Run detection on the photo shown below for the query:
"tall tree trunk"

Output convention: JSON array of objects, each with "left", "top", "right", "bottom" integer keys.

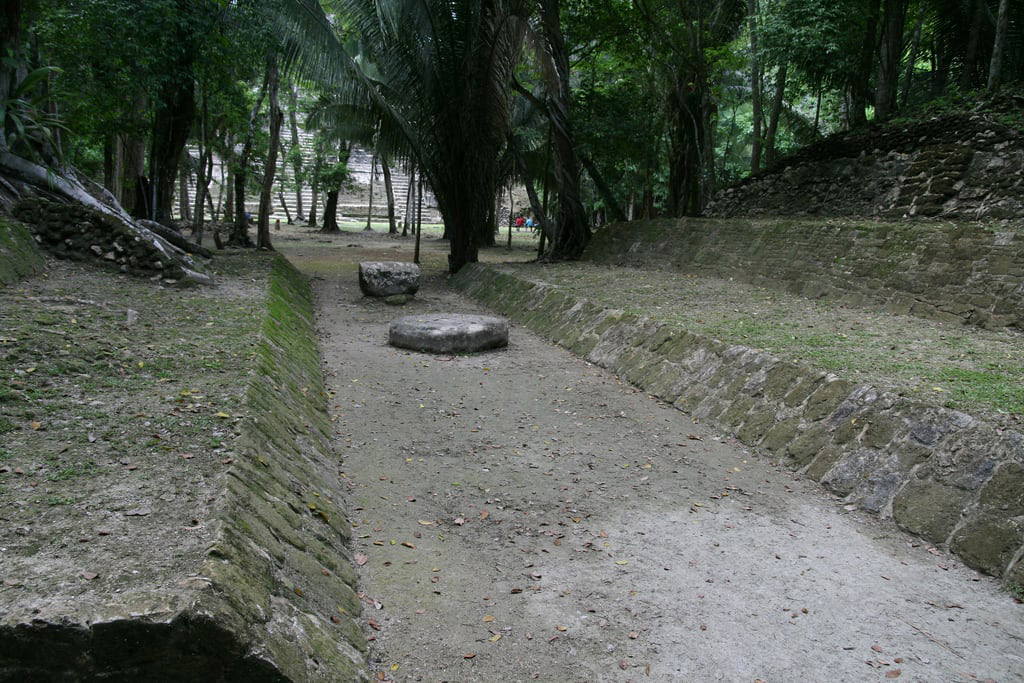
[
  {"left": 900, "top": 9, "right": 925, "bottom": 108},
  {"left": 481, "top": 193, "right": 497, "bottom": 247},
  {"left": 402, "top": 168, "right": 413, "bottom": 237},
  {"left": 747, "top": 0, "right": 763, "bottom": 173},
  {"left": 277, "top": 178, "right": 292, "bottom": 223},
  {"left": 257, "top": 56, "right": 281, "bottom": 251},
  {"left": 988, "top": 0, "right": 1011, "bottom": 91},
  {"left": 192, "top": 86, "right": 211, "bottom": 245},
  {"left": 0, "top": 0, "right": 23, "bottom": 149},
  {"left": 364, "top": 154, "right": 376, "bottom": 231},
  {"left": 765, "top": 64, "right": 788, "bottom": 166},
  {"left": 276, "top": 139, "right": 293, "bottom": 223},
  {"left": 413, "top": 173, "right": 422, "bottom": 265},
  {"left": 962, "top": 0, "right": 986, "bottom": 89},
  {"left": 538, "top": 147, "right": 552, "bottom": 258},
  {"left": 539, "top": 0, "right": 589, "bottom": 261},
  {"left": 224, "top": 168, "right": 234, "bottom": 222},
  {"left": 151, "top": 74, "right": 195, "bottom": 224},
  {"left": 413, "top": 171, "right": 421, "bottom": 237},
  {"left": 666, "top": 73, "right": 709, "bottom": 217},
  {"left": 287, "top": 84, "right": 305, "bottom": 220},
  {"left": 178, "top": 151, "right": 192, "bottom": 222},
  {"left": 813, "top": 87, "right": 822, "bottom": 133},
  {"left": 850, "top": 0, "right": 882, "bottom": 127},
  {"left": 506, "top": 183, "right": 514, "bottom": 249},
  {"left": 103, "top": 134, "right": 124, "bottom": 199},
  {"left": 382, "top": 154, "right": 397, "bottom": 234},
  {"left": 874, "top": 0, "right": 909, "bottom": 121},
  {"left": 580, "top": 154, "right": 626, "bottom": 222},
  {"left": 320, "top": 189, "right": 340, "bottom": 233},
  {"left": 230, "top": 64, "right": 270, "bottom": 246}
]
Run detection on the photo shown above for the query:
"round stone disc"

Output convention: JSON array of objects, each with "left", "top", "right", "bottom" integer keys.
[{"left": 389, "top": 314, "right": 509, "bottom": 354}]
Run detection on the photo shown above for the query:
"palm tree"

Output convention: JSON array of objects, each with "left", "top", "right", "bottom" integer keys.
[{"left": 279, "top": 0, "right": 528, "bottom": 273}]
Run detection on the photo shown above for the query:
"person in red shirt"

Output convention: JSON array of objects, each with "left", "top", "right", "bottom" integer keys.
[{"left": 515, "top": 215, "right": 525, "bottom": 228}]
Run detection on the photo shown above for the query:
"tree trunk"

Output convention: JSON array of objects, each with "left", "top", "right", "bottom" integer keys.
[
  {"left": 900, "top": 10, "right": 925, "bottom": 108},
  {"left": 747, "top": 0, "right": 763, "bottom": 174},
  {"left": 666, "top": 73, "right": 709, "bottom": 217},
  {"left": 223, "top": 168, "right": 234, "bottom": 222},
  {"left": 0, "top": 0, "right": 23, "bottom": 148},
  {"left": 413, "top": 173, "right": 422, "bottom": 265},
  {"left": 257, "top": 55, "right": 281, "bottom": 251},
  {"left": 506, "top": 183, "right": 514, "bottom": 249},
  {"left": 402, "top": 168, "right": 413, "bottom": 237},
  {"left": 580, "top": 154, "right": 627, "bottom": 222},
  {"left": 277, "top": 179, "right": 292, "bottom": 223},
  {"left": 539, "top": 0, "right": 589, "bottom": 261},
  {"left": 230, "top": 64, "right": 270, "bottom": 246},
  {"left": 151, "top": 74, "right": 195, "bottom": 224},
  {"left": 320, "top": 189, "right": 341, "bottom": 233},
  {"left": 287, "top": 84, "right": 305, "bottom": 220},
  {"left": 988, "top": 0, "right": 1011, "bottom": 91},
  {"left": 364, "top": 154, "right": 376, "bottom": 231},
  {"left": 178, "top": 152, "right": 191, "bottom": 222},
  {"left": 765, "top": 64, "right": 788, "bottom": 166},
  {"left": 962, "top": 0, "right": 986, "bottom": 89},
  {"left": 874, "top": 0, "right": 909, "bottom": 121},
  {"left": 192, "top": 87, "right": 211, "bottom": 245},
  {"left": 850, "top": 0, "right": 882, "bottom": 127},
  {"left": 382, "top": 154, "right": 397, "bottom": 234},
  {"left": 276, "top": 138, "right": 293, "bottom": 224},
  {"left": 481, "top": 195, "right": 496, "bottom": 247}
]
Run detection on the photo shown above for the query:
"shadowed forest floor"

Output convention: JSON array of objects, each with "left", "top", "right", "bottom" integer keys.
[{"left": 278, "top": 228, "right": 1024, "bottom": 682}]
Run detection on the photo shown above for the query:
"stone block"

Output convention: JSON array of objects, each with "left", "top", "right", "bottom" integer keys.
[
  {"left": 804, "top": 379, "right": 854, "bottom": 421},
  {"left": 736, "top": 407, "right": 777, "bottom": 444},
  {"left": 950, "top": 516, "right": 1023, "bottom": 576},
  {"left": 761, "top": 418, "right": 801, "bottom": 452},
  {"left": 359, "top": 261, "right": 421, "bottom": 297},
  {"left": 787, "top": 426, "right": 829, "bottom": 468},
  {"left": 389, "top": 314, "right": 509, "bottom": 354},
  {"left": 892, "top": 479, "right": 968, "bottom": 544},
  {"left": 979, "top": 462, "right": 1024, "bottom": 514}
]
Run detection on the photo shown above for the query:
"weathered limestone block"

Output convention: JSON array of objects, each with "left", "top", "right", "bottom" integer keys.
[
  {"left": 389, "top": 313, "right": 509, "bottom": 354},
  {"left": 359, "top": 261, "right": 421, "bottom": 297},
  {"left": 892, "top": 479, "right": 969, "bottom": 544},
  {"left": 950, "top": 516, "right": 1023, "bottom": 576}
]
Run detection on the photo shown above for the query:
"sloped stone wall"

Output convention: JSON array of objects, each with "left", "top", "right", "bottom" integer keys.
[
  {"left": 585, "top": 218, "right": 1024, "bottom": 330},
  {"left": 705, "top": 114, "right": 1023, "bottom": 220},
  {"left": 0, "top": 217, "right": 44, "bottom": 285},
  {"left": 451, "top": 264, "right": 1024, "bottom": 585},
  {"left": 0, "top": 257, "right": 367, "bottom": 681}
]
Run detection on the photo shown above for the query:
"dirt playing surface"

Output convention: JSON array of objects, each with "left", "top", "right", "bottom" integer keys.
[{"left": 282, "top": 233, "right": 1024, "bottom": 682}]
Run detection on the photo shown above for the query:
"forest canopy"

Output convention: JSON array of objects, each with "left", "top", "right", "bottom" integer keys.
[{"left": 1, "top": 0, "right": 1021, "bottom": 271}]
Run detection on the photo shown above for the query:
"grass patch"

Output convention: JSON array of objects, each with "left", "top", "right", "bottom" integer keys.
[{"left": 502, "top": 260, "right": 1024, "bottom": 429}]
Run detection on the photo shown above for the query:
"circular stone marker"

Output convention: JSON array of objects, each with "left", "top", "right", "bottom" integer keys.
[{"left": 389, "top": 314, "right": 509, "bottom": 354}]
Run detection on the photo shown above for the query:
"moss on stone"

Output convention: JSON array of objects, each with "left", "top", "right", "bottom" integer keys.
[
  {"left": 0, "top": 218, "right": 45, "bottom": 285},
  {"left": 892, "top": 479, "right": 969, "bottom": 544}
]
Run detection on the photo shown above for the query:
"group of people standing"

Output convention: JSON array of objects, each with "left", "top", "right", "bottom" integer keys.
[{"left": 513, "top": 214, "right": 537, "bottom": 229}]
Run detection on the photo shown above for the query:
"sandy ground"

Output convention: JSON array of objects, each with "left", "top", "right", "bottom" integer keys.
[{"left": 283, "top": 235, "right": 1023, "bottom": 683}]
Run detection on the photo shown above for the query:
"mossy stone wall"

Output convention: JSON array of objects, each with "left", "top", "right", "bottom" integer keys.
[
  {"left": 585, "top": 218, "right": 1024, "bottom": 330},
  {"left": 452, "top": 264, "right": 1024, "bottom": 585},
  {"left": 0, "top": 256, "right": 368, "bottom": 681},
  {"left": 0, "top": 218, "right": 44, "bottom": 285}
]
